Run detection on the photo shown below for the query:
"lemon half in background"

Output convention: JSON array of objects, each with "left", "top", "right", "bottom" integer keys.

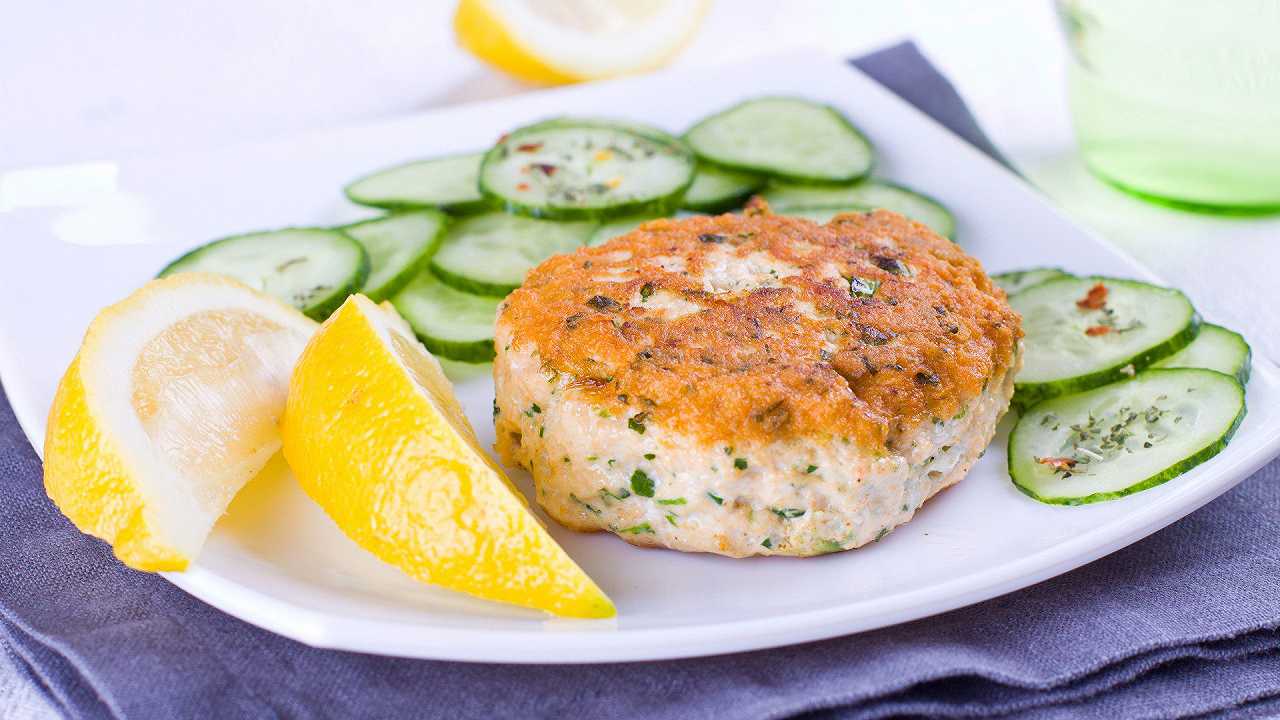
[{"left": 455, "top": 0, "right": 711, "bottom": 85}]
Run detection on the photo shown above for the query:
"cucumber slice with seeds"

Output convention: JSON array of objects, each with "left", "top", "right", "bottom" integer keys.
[
  {"left": 993, "top": 267, "right": 1072, "bottom": 296},
  {"left": 762, "top": 179, "right": 955, "bottom": 238},
  {"left": 158, "top": 228, "right": 368, "bottom": 320},
  {"left": 1009, "top": 369, "right": 1245, "bottom": 505},
  {"left": 588, "top": 213, "right": 669, "bottom": 247},
  {"left": 680, "top": 164, "right": 764, "bottom": 213},
  {"left": 344, "top": 153, "right": 489, "bottom": 214},
  {"left": 430, "top": 212, "right": 594, "bottom": 296},
  {"left": 1011, "top": 276, "right": 1199, "bottom": 409},
  {"left": 1154, "top": 323, "right": 1251, "bottom": 385},
  {"left": 390, "top": 270, "right": 500, "bottom": 363},
  {"left": 479, "top": 120, "right": 695, "bottom": 220},
  {"left": 684, "top": 97, "right": 874, "bottom": 183},
  {"left": 340, "top": 210, "right": 447, "bottom": 302}
]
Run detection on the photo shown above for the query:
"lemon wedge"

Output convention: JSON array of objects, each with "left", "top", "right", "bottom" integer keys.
[
  {"left": 454, "top": 0, "right": 710, "bottom": 85},
  {"left": 281, "top": 295, "right": 614, "bottom": 618},
  {"left": 43, "top": 273, "right": 316, "bottom": 571}
]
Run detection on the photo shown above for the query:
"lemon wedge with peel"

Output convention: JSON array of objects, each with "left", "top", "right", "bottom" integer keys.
[
  {"left": 43, "top": 273, "right": 316, "bottom": 571},
  {"left": 281, "top": 295, "right": 614, "bottom": 618},
  {"left": 454, "top": 0, "right": 710, "bottom": 85}
]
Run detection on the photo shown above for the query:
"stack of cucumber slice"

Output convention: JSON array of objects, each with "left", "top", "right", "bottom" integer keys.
[
  {"left": 156, "top": 97, "right": 955, "bottom": 363},
  {"left": 997, "top": 268, "right": 1250, "bottom": 506}
]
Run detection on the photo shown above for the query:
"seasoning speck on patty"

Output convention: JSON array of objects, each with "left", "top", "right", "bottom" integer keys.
[{"left": 493, "top": 205, "right": 1021, "bottom": 557}]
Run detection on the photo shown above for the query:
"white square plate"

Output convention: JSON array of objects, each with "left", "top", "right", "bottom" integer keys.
[{"left": 3, "top": 52, "right": 1279, "bottom": 663}]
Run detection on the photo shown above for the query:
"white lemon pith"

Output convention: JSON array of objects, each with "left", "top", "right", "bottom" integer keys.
[
  {"left": 454, "top": 0, "right": 710, "bottom": 84},
  {"left": 43, "top": 273, "right": 316, "bottom": 571},
  {"left": 281, "top": 295, "right": 615, "bottom": 618}
]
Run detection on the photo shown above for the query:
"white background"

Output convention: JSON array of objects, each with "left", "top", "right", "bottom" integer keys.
[
  {"left": 2, "top": 1, "right": 1278, "bottom": 715},
  {"left": 4, "top": 1, "right": 1278, "bottom": 364}
]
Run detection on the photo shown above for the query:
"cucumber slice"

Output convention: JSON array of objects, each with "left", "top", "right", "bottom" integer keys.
[
  {"left": 390, "top": 270, "right": 500, "bottom": 363},
  {"left": 344, "top": 153, "right": 489, "bottom": 214},
  {"left": 1155, "top": 323, "right": 1252, "bottom": 385},
  {"left": 479, "top": 120, "right": 695, "bottom": 220},
  {"left": 340, "top": 210, "right": 447, "bottom": 302},
  {"left": 586, "top": 208, "right": 709, "bottom": 246},
  {"left": 684, "top": 97, "right": 874, "bottom": 183},
  {"left": 1009, "top": 369, "right": 1245, "bottom": 505},
  {"left": 680, "top": 164, "right": 764, "bottom": 213},
  {"left": 775, "top": 205, "right": 868, "bottom": 224},
  {"left": 588, "top": 213, "right": 668, "bottom": 247},
  {"left": 522, "top": 116, "right": 687, "bottom": 149},
  {"left": 158, "top": 228, "right": 368, "bottom": 320},
  {"left": 992, "top": 267, "right": 1072, "bottom": 296},
  {"left": 1011, "top": 276, "right": 1200, "bottom": 409},
  {"left": 429, "top": 212, "right": 594, "bottom": 296},
  {"left": 761, "top": 179, "right": 955, "bottom": 238}
]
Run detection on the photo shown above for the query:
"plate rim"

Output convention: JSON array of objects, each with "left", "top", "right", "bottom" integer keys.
[
  {"left": 5, "top": 49, "right": 1280, "bottom": 663},
  {"left": 166, "top": 410, "right": 1280, "bottom": 664}
]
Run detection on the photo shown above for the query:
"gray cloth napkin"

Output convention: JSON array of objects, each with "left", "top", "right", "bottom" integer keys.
[{"left": 3, "top": 42, "right": 1279, "bottom": 720}]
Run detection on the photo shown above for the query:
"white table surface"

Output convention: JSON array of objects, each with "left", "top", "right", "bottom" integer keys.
[{"left": 3, "top": 1, "right": 1278, "bottom": 715}]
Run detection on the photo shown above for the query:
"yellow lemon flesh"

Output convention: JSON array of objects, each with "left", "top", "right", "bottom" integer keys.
[
  {"left": 43, "top": 273, "right": 316, "bottom": 571},
  {"left": 454, "top": 0, "right": 710, "bottom": 85},
  {"left": 281, "top": 295, "right": 614, "bottom": 619}
]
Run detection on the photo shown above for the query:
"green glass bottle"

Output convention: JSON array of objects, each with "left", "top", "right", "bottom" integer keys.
[{"left": 1058, "top": 1, "right": 1280, "bottom": 212}]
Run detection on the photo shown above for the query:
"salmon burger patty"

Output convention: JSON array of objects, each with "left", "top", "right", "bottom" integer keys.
[{"left": 493, "top": 205, "right": 1022, "bottom": 557}]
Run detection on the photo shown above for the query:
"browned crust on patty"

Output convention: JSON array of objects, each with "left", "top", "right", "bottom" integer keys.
[{"left": 496, "top": 207, "right": 1022, "bottom": 450}]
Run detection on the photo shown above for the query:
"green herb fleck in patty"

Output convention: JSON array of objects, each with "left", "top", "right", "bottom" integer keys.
[
  {"left": 630, "top": 469, "right": 655, "bottom": 497},
  {"left": 628, "top": 413, "right": 648, "bottom": 434},
  {"left": 569, "top": 493, "right": 601, "bottom": 515}
]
